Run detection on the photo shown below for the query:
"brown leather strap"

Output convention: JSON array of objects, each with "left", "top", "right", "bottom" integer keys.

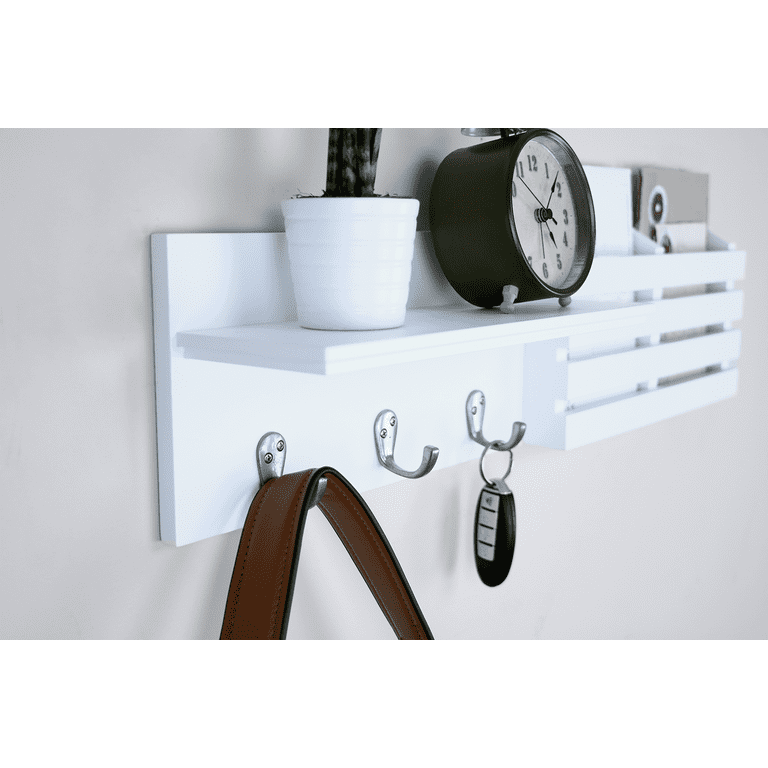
[{"left": 220, "top": 467, "right": 433, "bottom": 640}]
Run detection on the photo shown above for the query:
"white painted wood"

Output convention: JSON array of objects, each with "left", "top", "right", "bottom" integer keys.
[
  {"left": 567, "top": 330, "right": 741, "bottom": 404},
  {"left": 633, "top": 228, "right": 665, "bottom": 255},
  {"left": 648, "top": 291, "right": 743, "bottom": 335},
  {"left": 561, "top": 369, "right": 739, "bottom": 450},
  {"left": 583, "top": 165, "right": 633, "bottom": 256},
  {"left": 151, "top": 225, "right": 745, "bottom": 544},
  {"left": 522, "top": 227, "right": 745, "bottom": 450},
  {"left": 707, "top": 230, "right": 736, "bottom": 251},
  {"left": 178, "top": 301, "right": 653, "bottom": 375},
  {"left": 523, "top": 333, "right": 739, "bottom": 451},
  {"left": 580, "top": 249, "right": 746, "bottom": 296},
  {"left": 151, "top": 232, "right": 649, "bottom": 545}
]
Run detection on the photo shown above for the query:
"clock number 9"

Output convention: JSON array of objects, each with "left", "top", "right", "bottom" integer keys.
[{"left": 511, "top": 180, "right": 517, "bottom": 198}]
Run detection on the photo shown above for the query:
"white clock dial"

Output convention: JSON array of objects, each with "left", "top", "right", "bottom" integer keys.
[{"left": 509, "top": 139, "right": 577, "bottom": 290}]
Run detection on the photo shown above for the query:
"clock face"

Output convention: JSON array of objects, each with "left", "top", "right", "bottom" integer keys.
[{"left": 509, "top": 137, "right": 580, "bottom": 290}]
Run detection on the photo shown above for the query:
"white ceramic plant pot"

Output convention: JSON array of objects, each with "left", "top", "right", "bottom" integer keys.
[{"left": 281, "top": 197, "right": 420, "bottom": 331}]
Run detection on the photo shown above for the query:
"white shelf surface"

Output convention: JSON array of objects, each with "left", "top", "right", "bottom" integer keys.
[{"left": 177, "top": 300, "right": 654, "bottom": 375}]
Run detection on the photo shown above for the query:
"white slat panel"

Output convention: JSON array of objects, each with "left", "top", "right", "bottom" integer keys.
[
  {"left": 523, "top": 229, "right": 744, "bottom": 451},
  {"left": 567, "top": 330, "right": 741, "bottom": 403},
  {"left": 650, "top": 291, "right": 743, "bottom": 335},
  {"left": 579, "top": 251, "right": 746, "bottom": 296},
  {"left": 562, "top": 369, "right": 739, "bottom": 450}
]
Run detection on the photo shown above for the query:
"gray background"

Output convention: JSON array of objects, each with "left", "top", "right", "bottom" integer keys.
[{"left": 2, "top": 128, "right": 766, "bottom": 639}]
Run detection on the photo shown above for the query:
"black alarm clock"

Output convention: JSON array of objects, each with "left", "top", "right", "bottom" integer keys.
[{"left": 429, "top": 128, "right": 596, "bottom": 309}]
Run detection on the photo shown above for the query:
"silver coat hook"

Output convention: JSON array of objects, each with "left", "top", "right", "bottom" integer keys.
[
  {"left": 374, "top": 410, "right": 439, "bottom": 479},
  {"left": 466, "top": 390, "right": 526, "bottom": 451},
  {"left": 256, "top": 432, "right": 326, "bottom": 508}
]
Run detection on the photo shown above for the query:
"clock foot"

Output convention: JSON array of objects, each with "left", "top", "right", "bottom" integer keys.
[
  {"left": 558, "top": 296, "right": 572, "bottom": 308},
  {"left": 498, "top": 285, "right": 519, "bottom": 314}
]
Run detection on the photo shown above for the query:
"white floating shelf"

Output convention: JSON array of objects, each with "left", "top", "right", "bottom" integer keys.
[
  {"left": 151, "top": 223, "right": 745, "bottom": 545},
  {"left": 178, "top": 300, "right": 654, "bottom": 375}
]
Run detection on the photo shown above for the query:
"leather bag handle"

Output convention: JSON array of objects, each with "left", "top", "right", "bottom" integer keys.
[{"left": 220, "top": 467, "right": 433, "bottom": 640}]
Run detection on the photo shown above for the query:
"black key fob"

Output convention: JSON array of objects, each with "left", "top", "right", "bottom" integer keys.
[{"left": 474, "top": 480, "right": 516, "bottom": 587}]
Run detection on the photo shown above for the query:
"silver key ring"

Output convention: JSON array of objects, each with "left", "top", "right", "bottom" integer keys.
[{"left": 479, "top": 440, "right": 514, "bottom": 487}]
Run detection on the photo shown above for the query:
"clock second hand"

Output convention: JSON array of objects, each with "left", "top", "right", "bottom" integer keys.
[{"left": 518, "top": 175, "right": 545, "bottom": 208}]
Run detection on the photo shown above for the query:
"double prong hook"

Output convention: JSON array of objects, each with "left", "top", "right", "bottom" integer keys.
[
  {"left": 374, "top": 410, "right": 439, "bottom": 479},
  {"left": 466, "top": 390, "right": 526, "bottom": 451},
  {"left": 256, "top": 432, "right": 326, "bottom": 508}
]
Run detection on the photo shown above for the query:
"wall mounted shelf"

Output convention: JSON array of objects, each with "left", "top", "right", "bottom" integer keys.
[{"left": 150, "top": 167, "right": 744, "bottom": 546}]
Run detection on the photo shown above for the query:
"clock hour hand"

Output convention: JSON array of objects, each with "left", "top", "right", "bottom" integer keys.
[{"left": 546, "top": 172, "right": 559, "bottom": 208}]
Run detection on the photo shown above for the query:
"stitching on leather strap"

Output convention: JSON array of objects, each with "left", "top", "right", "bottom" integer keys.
[
  {"left": 321, "top": 474, "right": 426, "bottom": 639},
  {"left": 223, "top": 485, "right": 272, "bottom": 639},
  {"left": 318, "top": 504, "right": 401, "bottom": 634},
  {"left": 267, "top": 472, "right": 313, "bottom": 638}
]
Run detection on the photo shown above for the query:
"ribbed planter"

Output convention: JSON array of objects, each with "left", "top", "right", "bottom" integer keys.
[{"left": 281, "top": 197, "right": 420, "bottom": 331}]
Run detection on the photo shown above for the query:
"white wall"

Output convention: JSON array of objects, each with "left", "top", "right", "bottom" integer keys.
[{"left": 1, "top": 128, "right": 766, "bottom": 639}]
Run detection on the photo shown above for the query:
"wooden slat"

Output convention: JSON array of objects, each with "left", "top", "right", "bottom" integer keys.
[
  {"left": 579, "top": 251, "right": 745, "bottom": 296},
  {"left": 650, "top": 291, "right": 742, "bottom": 335},
  {"left": 561, "top": 369, "right": 739, "bottom": 450},
  {"left": 567, "top": 330, "right": 741, "bottom": 403}
]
